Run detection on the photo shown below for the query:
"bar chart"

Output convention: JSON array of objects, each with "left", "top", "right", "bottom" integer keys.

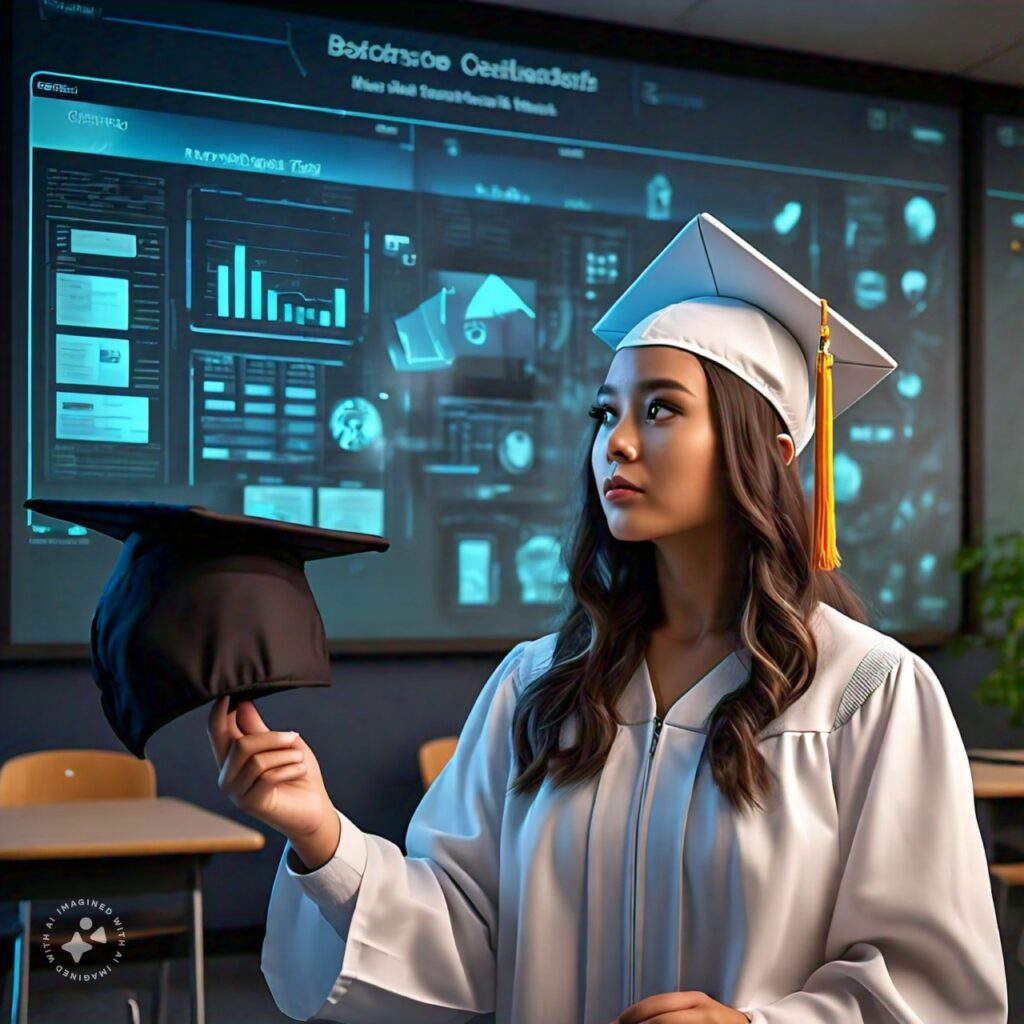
[{"left": 189, "top": 186, "right": 361, "bottom": 341}]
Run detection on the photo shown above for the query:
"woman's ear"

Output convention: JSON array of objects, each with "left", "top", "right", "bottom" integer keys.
[{"left": 777, "top": 433, "right": 795, "bottom": 466}]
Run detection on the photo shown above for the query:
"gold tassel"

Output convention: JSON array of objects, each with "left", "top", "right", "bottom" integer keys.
[{"left": 813, "top": 298, "right": 841, "bottom": 572}]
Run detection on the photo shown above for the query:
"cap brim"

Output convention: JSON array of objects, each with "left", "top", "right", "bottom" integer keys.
[
  {"left": 592, "top": 211, "right": 898, "bottom": 424},
  {"left": 23, "top": 499, "right": 390, "bottom": 561}
]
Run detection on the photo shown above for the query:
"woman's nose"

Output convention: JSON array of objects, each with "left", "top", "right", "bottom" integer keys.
[{"left": 607, "top": 433, "right": 638, "bottom": 463}]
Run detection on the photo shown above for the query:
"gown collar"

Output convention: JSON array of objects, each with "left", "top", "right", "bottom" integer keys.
[{"left": 617, "top": 645, "right": 753, "bottom": 730}]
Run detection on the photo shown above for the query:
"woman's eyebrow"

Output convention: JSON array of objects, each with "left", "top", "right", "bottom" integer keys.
[{"left": 595, "top": 377, "right": 696, "bottom": 400}]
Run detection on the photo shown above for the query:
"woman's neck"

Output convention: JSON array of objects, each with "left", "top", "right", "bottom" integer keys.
[{"left": 650, "top": 519, "right": 746, "bottom": 646}]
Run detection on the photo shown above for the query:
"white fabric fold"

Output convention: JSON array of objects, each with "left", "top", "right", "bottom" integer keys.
[
  {"left": 737, "top": 648, "right": 1007, "bottom": 1022},
  {"left": 282, "top": 807, "right": 367, "bottom": 940}
]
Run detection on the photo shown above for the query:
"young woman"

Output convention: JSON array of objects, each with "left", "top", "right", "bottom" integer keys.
[{"left": 211, "top": 214, "right": 1008, "bottom": 1024}]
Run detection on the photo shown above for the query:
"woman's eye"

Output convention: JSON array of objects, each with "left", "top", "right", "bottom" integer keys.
[{"left": 587, "top": 400, "right": 675, "bottom": 425}]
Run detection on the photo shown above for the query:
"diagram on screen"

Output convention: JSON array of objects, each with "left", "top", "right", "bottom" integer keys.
[
  {"left": 187, "top": 187, "right": 363, "bottom": 343},
  {"left": 389, "top": 270, "right": 537, "bottom": 371}
]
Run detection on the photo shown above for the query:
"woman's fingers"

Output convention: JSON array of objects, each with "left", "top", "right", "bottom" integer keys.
[
  {"left": 235, "top": 699, "right": 271, "bottom": 735},
  {"left": 218, "top": 730, "right": 300, "bottom": 792},
  {"left": 231, "top": 746, "right": 306, "bottom": 801},
  {"left": 207, "top": 696, "right": 243, "bottom": 769},
  {"left": 237, "top": 759, "right": 308, "bottom": 803},
  {"left": 233, "top": 745, "right": 305, "bottom": 798}
]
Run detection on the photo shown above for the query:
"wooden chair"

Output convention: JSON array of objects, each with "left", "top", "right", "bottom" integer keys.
[
  {"left": 0, "top": 748, "right": 156, "bottom": 805},
  {"left": 989, "top": 862, "right": 1024, "bottom": 965},
  {"left": 0, "top": 750, "right": 187, "bottom": 1024},
  {"left": 418, "top": 737, "right": 458, "bottom": 791}
]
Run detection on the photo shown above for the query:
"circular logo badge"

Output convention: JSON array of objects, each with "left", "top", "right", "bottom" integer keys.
[{"left": 42, "top": 898, "right": 128, "bottom": 981}]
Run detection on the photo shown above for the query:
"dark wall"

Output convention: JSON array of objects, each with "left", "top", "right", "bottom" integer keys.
[{"left": 0, "top": 639, "right": 1019, "bottom": 932}]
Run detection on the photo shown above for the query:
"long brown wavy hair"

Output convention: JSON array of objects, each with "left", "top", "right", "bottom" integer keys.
[{"left": 509, "top": 353, "right": 870, "bottom": 814}]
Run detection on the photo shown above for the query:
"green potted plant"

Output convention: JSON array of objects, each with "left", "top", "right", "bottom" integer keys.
[{"left": 951, "top": 530, "right": 1024, "bottom": 726}]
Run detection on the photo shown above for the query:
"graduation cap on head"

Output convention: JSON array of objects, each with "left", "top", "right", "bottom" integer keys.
[
  {"left": 23, "top": 499, "right": 391, "bottom": 758},
  {"left": 592, "top": 211, "right": 898, "bottom": 572}
]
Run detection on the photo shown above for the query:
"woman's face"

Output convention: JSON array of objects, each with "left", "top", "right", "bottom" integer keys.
[{"left": 589, "top": 345, "right": 729, "bottom": 543}]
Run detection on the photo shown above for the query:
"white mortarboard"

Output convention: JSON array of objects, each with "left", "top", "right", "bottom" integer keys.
[{"left": 592, "top": 211, "right": 898, "bottom": 571}]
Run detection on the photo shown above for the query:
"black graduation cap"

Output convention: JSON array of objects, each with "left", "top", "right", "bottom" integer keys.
[{"left": 23, "top": 498, "right": 391, "bottom": 758}]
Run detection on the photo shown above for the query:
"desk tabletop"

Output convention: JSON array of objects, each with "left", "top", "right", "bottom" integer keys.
[
  {"left": 0, "top": 796, "right": 265, "bottom": 860},
  {"left": 969, "top": 748, "right": 1024, "bottom": 765},
  {"left": 969, "top": 750, "right": 1024, "bottom": 798}
]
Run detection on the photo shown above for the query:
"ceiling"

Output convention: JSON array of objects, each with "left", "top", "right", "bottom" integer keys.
[{"left": 468, "top": 0, "right": 1024, "bottom": 88}]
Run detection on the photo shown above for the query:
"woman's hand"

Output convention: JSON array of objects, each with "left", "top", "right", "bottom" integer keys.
[
  {"left": 610, "top": 991, "right": 751, "bottom": 1023},
  {"left": 208, "top": 696, "right": 332, "bottom": 840}
]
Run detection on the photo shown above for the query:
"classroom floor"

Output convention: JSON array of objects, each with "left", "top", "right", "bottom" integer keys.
[{"left": 3, "top": 936, "right": 1024, "bottom": 1023}]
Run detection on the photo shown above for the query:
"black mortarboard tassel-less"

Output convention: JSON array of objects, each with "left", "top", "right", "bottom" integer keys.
[{"left": 23, "top": 499, "right": 390, "bottom": 758}]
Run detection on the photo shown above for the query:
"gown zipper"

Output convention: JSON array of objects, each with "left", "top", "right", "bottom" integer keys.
[{"left": 629, "top": 713, "right": 663, "bottom": 1006}]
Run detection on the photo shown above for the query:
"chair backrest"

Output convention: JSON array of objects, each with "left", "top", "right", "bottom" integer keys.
[
  {"left": 418, "top": 737, "right": 458, "bottom": 791},
  {"left": 0, "top": 749, "right": 157, "bottom": 806}
]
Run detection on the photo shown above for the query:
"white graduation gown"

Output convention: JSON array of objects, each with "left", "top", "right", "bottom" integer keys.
[{"left": 260, "top": 600, "right": 1008, "bottom": 1023}]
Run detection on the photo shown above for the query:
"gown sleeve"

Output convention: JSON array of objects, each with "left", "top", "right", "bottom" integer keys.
[
  {"left": 737, "top": 648, "right": 1008, "bottom": 1024},
  {"left": 260, "top": 639, "right": 531, "bottom": 1023}
]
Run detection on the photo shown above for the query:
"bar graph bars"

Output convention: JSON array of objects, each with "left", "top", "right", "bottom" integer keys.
[
  {"left": 213, "top": 243, "right": 348, "bottom": 328},
  {"left": 217, "top": 265, "right": 229, "bottom": 317},
  {"left": 234, "top": 243, "right": 245, "bottom": 318},
  {"left": 191, "top": 188, "right": 361, "bottom": 341}
]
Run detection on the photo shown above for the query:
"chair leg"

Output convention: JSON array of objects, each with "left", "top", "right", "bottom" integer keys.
[
  {"left": 189, "top": 863, "right": 205, "bottom": 1024},
  {"left": 154, "top": 956, "right": 170, "bottom": 1024},
  {"left": 11, "top": 901, "right": 30, "bottom": 1024},
  {"left": 994, "top": 874, "right": 1009, "bottom": 934}
]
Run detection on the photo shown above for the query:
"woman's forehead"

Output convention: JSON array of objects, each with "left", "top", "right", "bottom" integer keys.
[{"left": 602, "top": 346, "right": 706, "bottom": 395}]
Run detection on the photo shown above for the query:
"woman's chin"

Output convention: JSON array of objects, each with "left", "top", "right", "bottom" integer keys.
[{"left": 606, "top": 518, "right": 655, "bottom": 543}]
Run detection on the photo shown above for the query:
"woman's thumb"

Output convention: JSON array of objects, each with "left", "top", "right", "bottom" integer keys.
[{"left": 235, "top": 699, "right": 270, "bottom": 735}]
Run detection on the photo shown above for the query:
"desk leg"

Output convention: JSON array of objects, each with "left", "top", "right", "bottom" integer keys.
[
  {"left": 189, "top": 863, "right": 205, "bottom": 1024},
  {"left": 976, "top": 798, "right": 995, "bottom": 862},
  {"left": 11, "top": 901, "right": 29, "bottom": 1024}
]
